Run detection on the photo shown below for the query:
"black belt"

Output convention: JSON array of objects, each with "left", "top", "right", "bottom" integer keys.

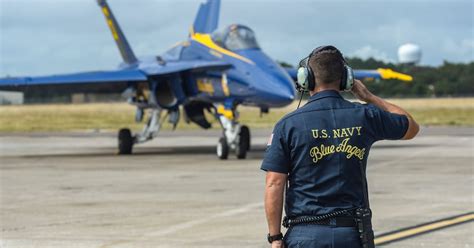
[{"left": 283, "top": 216, "right": 357, "bottom": 228}]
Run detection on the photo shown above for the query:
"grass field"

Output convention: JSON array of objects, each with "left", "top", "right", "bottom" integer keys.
[{"left": 0, "top": 98, "right": 473, "bottom": 132}]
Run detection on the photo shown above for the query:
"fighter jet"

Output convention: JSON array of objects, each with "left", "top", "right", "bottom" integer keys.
[{"left": 0, "top": 0, "right": 412, "bottom": 159}]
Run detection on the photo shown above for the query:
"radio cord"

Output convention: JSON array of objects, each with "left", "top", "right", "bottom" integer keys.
[{"left": 296, "top": 91, "right": 304, "bottom": 109}]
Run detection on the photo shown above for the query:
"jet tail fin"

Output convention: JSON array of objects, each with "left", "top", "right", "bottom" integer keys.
[
  {"left": 97, "top": 0, "right": 138, "bottom": 64},
  {"left": 191, "top": 0, "right": 220, "bottom": 34}
]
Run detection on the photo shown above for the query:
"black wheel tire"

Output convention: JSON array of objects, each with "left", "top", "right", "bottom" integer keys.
[
  {"left": 236, "top": 126, "right": 249, "bottom": 159},
  {"left": 240, "top": 125, "right": 251, "bottom": 151},
  {"left": 216, "top": 137, "right": 229, "bottom": 160},
  {"left": 118, "top": 128, "right": 133, "bottom": 155},
  {"left": 217, "top": 137, "right": 229, "bottom": 160},
  {"left": 235, "top": 143, "right": 247, "bottom": 159}
]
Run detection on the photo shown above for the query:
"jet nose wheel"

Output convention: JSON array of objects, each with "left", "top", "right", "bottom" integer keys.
[
  {"left": 241, "top": 125, "right": 251, "bottom": 151},
  {"left": 217, "top": 137, "right": 229, "bottom": 160},
  {"left": 118, "top": 128, "right": 134, "bottom": 154}
]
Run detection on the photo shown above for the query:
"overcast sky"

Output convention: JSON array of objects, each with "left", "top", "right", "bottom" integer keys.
[{"left": 0, "top": 0, "right": 472, "bottom": 76}]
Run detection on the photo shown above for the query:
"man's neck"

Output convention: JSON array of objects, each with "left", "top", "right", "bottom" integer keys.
[{"left": 309, "top": 85, "right": 340, "bottom": 96}]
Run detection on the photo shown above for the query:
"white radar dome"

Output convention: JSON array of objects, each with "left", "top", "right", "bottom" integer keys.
[{"left": 398, "top": 43, "right": 422, "bottom": 64}]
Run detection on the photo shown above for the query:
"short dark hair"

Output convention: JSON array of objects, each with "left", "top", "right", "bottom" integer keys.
[{"left": 308, "top": 49, "right": 344, "bottom": 85}]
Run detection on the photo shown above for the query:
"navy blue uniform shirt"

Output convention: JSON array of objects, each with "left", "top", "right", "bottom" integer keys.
[{"left": 261, "top": 90, "right": 409, "bottom": 217}]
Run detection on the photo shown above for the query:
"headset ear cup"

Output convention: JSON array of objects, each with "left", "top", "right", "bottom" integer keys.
[
  {"left": 296, "top": 67, "right": 309, "bottom": 92},
  {"left": 340, "top": 65, "right": 348, "bottom": 91},
  {"left": 345, "top": 66, "right": 354, "bottom": 91},
  {"left": 307, "top": 67, "right": 315, "bottom": 91},
  {"left": 341, "top": 64, "right": 355, "bottom": 91}
]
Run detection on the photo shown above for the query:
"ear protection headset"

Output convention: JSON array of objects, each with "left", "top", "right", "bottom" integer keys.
[{"left": 296, "top": 45, "right": 354, "bottom": 92}]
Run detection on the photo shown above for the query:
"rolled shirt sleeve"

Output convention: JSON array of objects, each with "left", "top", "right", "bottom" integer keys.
[
  {"left": 260, "top": 125, "right": 291, "bottom": 174},
  {"left": 366, "top": 104, "right": 409, "bottom": 141}
]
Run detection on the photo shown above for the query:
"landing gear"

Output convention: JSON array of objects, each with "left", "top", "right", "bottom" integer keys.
[
  {"left": 117, "top": 108, "right": 163, "bottom": 155},
  {"left": 215, "top": 105, "right": 252, "bottom": 160},
  {"left": 135, "top": 108, "right": 162, "bottom": 144},
  {"left": 118, "top": 128, "right": 133, "bottom": 154},
  {"left": 217, "top": 137, "right": 229, "bottom": 160}
]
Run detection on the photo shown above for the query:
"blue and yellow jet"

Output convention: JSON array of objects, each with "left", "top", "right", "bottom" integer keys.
[{"left": 0, "top": 0, "right": 412, "bottom": 159}]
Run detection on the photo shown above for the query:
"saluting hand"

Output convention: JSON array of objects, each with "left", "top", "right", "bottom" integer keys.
[
  {"left": 350, "top": 79, "right": 374, "bottom": 102},
  {"left": 271, "top": 240, "right": 285, "bottom": 248}
]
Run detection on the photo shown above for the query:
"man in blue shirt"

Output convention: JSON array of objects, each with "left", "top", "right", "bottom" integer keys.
[{"left": 262, "top": 46, "right": 419, "bottom": 248}]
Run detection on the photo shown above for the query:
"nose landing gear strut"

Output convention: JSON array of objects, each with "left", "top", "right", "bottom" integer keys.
[{"left": 215, "top": 105, "right": 251, "bottom": 160}]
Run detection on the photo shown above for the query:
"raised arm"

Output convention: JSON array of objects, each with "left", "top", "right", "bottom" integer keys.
[{"left": 351, "top": 79, "right": 420, "bottom": 140}]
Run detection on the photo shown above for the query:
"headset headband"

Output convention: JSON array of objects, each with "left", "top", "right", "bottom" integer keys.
[
  {"left": 296, "top": 45, "right": 354, "bottom": 93},
  {"left": 298, "top": 46, "right": 346, "bottom": 70}
]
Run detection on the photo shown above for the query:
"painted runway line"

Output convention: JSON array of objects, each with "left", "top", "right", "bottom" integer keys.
[{"left": 374, "top": 212, "right": 474, "bottom": 245}]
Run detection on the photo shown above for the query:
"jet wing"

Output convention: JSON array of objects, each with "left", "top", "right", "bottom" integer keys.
[
  {"left": 354, "top": 69, "right": 413, "bottom": 82},
  {"left": 0, "top": 69, "right": 147, "bottom": 94},
  {"left": 139, "top": 59, "right": 231, "bottom": 75},
  {"left": 284, "top": 67, "right": 413, "bottom": 82},
  {"left": 0, "top": 60, "right": 232, "bottom": 94},
  {"left": 0, "top": 69, "right": 146, "bottom": 88}
]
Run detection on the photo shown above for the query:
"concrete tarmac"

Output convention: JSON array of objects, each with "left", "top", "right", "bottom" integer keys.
[{"left": 0, "top": 127, "right": 473, "bottom": 248}]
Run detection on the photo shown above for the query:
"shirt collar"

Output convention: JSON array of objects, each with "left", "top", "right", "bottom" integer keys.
[{"left": 307, "top": 90, "right": 342, "bottom": 103}]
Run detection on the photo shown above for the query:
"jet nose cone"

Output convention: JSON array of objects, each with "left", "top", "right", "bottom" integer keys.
[
  {"left": 267, "top": 86, "right": 295, "bottom": 103},
  {"left": 253, "top": 76, "right": 296, "bottom": 107}
]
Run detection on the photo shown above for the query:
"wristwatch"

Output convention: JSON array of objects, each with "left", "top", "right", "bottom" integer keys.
[{"left": 267, "top": 233, "right": 283, "bottom": 243}]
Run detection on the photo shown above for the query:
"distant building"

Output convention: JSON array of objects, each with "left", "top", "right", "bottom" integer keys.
[{"left": 0, "top": 91, "right": 24, "bottom": 105}]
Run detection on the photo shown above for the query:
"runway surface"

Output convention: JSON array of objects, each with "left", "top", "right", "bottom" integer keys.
[{"left": 1, "top": 127, "right": 473, "bottom": 248}]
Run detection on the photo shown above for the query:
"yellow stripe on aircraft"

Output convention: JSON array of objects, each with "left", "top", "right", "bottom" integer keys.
[
  {"left": 107, "top": 20, "right": 119, "bottom": 40},
  {"left": 102, "top": 7, "right": 110, "bottom": 17},
  {"left": 377, "top": 68, "right": 413, "bottom": 82},
  {"left": 197, "top": 79, "right": 215, "bottom": 95},
  {"left": 191, "top": 33, "right": 254, "bottom": 65},
  {"left": 221, "top": 73, "right": 230, "bottom": 96},
  {"left": 374, "top": 212, "right": 474, "bottom": 245},
  {"left": 102, "top": 7, "right": 119, "bottom": 41}
]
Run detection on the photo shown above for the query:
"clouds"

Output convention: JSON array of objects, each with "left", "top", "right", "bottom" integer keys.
[
  {"left": 441, "top": 38, "right": 474, "bottom": 63},
  {"left": 349, "top": 46, "right": 394, "bottom": 63},
  {"left": 0, "top": 0, "right": 472, "bottom": 76}
]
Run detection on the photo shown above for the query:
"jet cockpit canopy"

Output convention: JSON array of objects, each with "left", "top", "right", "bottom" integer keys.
[{"left": 212, "top": 24, "right": 260, "bottom": 51}]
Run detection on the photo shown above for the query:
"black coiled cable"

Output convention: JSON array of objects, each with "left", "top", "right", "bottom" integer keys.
[{"left": 283, "top": 208, "right": 355, "bottom": 228}]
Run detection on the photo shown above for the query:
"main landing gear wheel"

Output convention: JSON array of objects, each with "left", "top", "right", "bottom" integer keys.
[
  {"left": 236, "top": 125, "right": 250, "bottom": 159},
  {"left": 118, "top": 128, "right": 133, "bottom": 155},
  {"left": 217, "top": 137, "right": 229, "bottom": 160}
]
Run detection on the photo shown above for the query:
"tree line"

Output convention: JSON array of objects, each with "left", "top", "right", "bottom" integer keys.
[{"left": 281, "top": 58, "right": 474, "bottom": 97}]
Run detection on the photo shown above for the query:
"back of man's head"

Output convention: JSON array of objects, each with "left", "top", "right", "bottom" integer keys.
[{"left": 308, "top": 49, "right": 344, "bottom": 86}]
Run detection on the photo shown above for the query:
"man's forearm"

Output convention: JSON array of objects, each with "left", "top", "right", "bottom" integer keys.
[
  {"left": 265, "top": 172, "right": 287, "bottom": 235},
  {"left": 366, "top": 95, "right": 406, "bottom": 115},
  {"left": 265, "top": 186, "right": 284, "bottom": 235}
]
